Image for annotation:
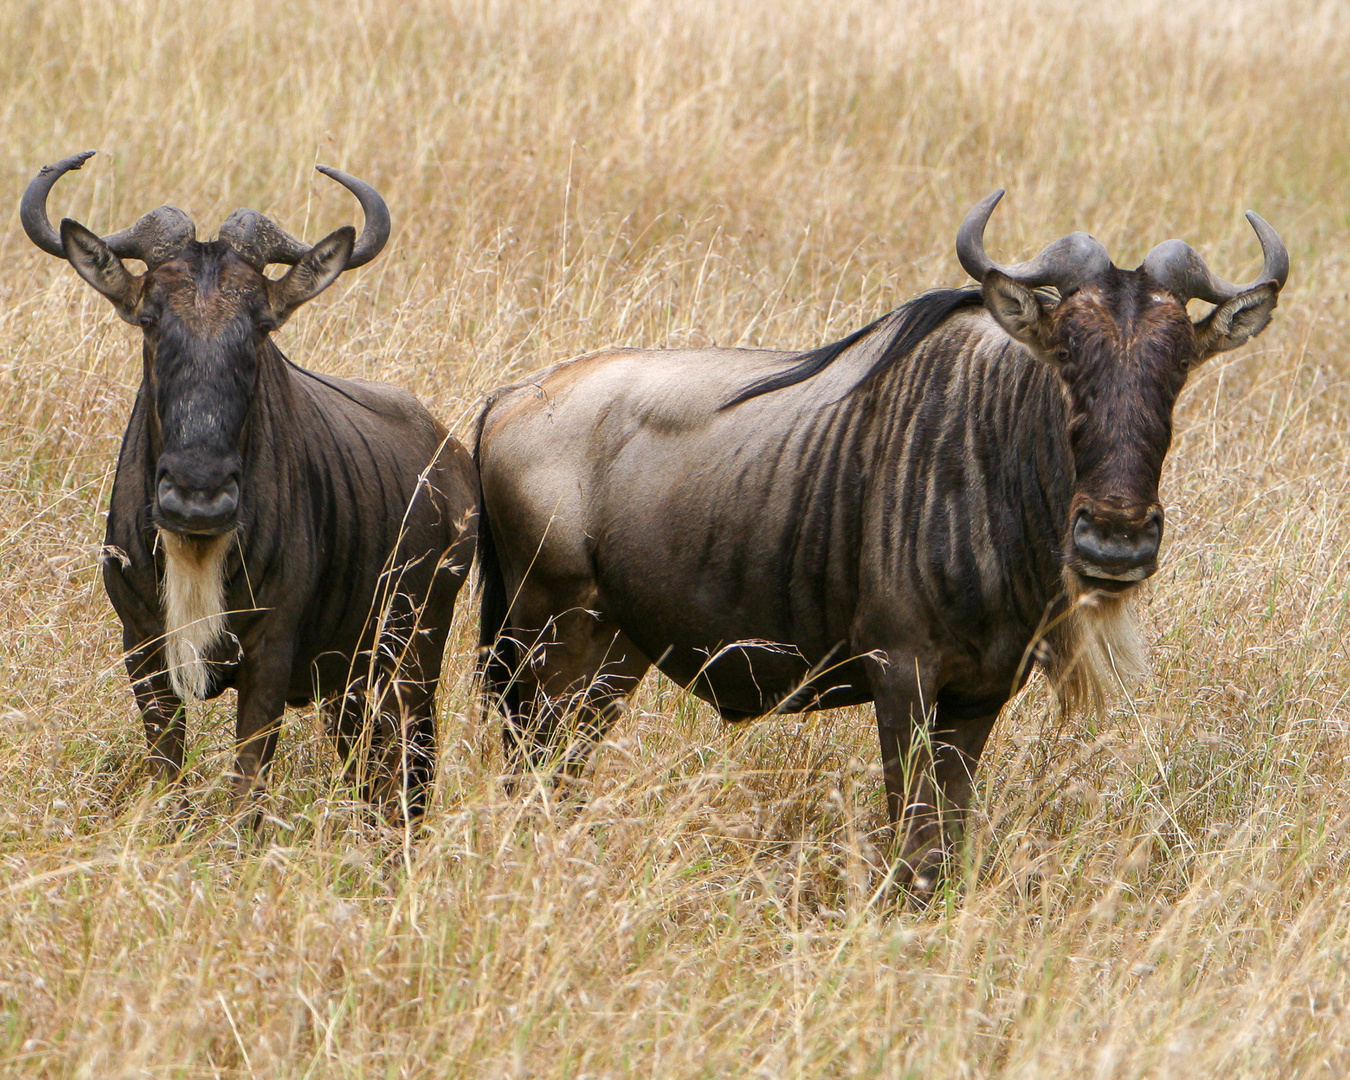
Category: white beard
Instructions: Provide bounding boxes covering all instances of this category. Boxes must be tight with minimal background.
[1045,572,1149,716]
[159,530,234,700]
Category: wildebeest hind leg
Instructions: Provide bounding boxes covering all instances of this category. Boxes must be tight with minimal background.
[504,609,649,789]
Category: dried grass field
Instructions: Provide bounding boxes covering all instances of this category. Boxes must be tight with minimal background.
[2,0,1350,1075]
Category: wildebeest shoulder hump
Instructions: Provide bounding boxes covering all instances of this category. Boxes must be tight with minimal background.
[292,364,443,439]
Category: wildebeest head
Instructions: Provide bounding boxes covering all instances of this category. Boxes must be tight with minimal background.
[957,191,1287,591]
[21,151,390,536]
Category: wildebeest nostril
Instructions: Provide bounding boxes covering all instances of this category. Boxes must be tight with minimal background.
[156,475,239,533]
[1072,511,1160,574]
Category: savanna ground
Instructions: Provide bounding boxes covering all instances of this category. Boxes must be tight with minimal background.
[1,0,1348,1075]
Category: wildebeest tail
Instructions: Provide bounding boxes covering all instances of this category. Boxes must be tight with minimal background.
[473,404,519,720]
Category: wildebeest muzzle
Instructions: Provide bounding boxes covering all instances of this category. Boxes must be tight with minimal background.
[155,451,241,535]
[1070,504,1162,585]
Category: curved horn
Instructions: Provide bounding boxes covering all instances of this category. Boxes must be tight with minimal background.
[1141,211,1289,304]
[957,188,1112,295]
[21,150,195,267]
[315,165,390,269]
[21,150,96,256]
[218,165,390,271]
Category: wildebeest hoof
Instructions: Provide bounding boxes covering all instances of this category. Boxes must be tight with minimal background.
[888,843,951,908]
[152,793,195,839]
[910,870,941,901]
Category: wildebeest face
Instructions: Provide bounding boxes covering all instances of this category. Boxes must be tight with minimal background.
[59,222,355,535]
[956,190,1285,591]
[136,245,262,535]
[983,267,1278,589]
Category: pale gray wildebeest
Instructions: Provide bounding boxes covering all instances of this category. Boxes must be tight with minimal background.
[23,151,478,824]
[475,190,1287,893]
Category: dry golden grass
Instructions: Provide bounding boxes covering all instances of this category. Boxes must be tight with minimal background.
[2,0,1350,1074]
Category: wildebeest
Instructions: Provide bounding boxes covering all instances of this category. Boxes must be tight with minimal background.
[475,190,1287,892]
[23,151,478,823]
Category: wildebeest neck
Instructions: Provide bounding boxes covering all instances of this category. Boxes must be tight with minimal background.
[860,316,1078,637]
[724,288,984,408]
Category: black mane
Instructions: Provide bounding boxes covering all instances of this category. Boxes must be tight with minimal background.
[722,287,983,409]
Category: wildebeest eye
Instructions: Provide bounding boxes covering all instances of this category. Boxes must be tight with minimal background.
[1056,347,1070,362]
[256,317,278,334]
[137,313,157,329]
[1179,356,1192,372]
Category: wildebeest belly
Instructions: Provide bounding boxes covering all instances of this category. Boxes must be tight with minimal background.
[677,648,873,719]
[591,430,870,718]
[604,583,874,718]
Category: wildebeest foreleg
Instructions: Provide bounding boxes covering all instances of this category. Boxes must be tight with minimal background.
[875,686,997,898]
[927,710,996,839]
[324,682,437,824]
[231,642,294,825]
[367,680,438,823]
[126,641,187,799]
[875,714,941,893]
[870,664,949,897]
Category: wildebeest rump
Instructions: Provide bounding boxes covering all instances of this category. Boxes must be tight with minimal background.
[23,151,478,822]
[475,191,1287,892]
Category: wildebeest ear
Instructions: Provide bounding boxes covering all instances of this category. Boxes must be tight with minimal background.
[59,218,142,325]
[267,225,356,323]
[982,270,1055,355]
[1192,282,1278,362]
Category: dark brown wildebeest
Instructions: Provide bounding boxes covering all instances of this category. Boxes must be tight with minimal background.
[475,190,1287,893]
[23,151,478,823]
